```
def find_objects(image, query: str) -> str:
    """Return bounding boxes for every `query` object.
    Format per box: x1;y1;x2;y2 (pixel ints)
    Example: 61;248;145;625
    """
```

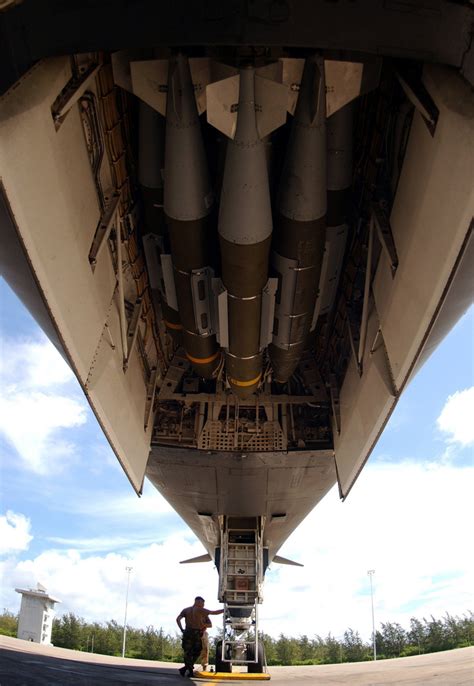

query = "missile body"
164;54;220;379
218;67;273;398
326;102;353;311
139;100;165;235
327;103;353;229
312;103;353;324
270;56;327;383
139;101;183;344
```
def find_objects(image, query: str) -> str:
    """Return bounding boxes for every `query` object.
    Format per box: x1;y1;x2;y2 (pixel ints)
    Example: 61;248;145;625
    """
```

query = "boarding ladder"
217;516;265;670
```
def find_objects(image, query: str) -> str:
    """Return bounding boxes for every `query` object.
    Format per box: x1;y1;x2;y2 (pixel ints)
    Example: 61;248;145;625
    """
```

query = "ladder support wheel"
215;640;232;673
247;641;266;673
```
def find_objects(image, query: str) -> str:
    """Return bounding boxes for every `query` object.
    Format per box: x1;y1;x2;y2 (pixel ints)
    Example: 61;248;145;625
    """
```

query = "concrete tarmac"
0;635;473;685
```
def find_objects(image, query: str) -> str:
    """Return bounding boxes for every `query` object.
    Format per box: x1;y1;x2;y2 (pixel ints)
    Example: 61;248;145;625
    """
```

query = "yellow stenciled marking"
163;319;183;330
194;673;270;681
186;350;220;365
229;373;262;388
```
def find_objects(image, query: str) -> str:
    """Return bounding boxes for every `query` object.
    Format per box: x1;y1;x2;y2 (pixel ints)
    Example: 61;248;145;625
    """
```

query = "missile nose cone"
164;53;213;222
294;55;325;127
219;68;272;246
278;55;326;223
218;66;273;398
233;67;259;144
166;54;197;127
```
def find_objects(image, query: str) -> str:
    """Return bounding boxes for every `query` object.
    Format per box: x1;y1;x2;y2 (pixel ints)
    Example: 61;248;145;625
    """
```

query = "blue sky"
374;310;473;466
1;276;473;641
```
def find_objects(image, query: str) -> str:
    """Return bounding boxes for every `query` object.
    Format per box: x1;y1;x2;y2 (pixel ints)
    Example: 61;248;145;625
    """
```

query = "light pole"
122;566;133;658
367;569;376;660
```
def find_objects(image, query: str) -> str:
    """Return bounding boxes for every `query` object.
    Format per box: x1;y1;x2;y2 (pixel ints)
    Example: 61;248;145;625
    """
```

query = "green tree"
139;625;159;660
260;632;277;665
323;633;342;664
457;611;474;647
296;634;314;662
424;616;447;653
0;609;18;637
312;635;328;664
4;607;471;664
442;613;465;650
52;612;84;650
275;633;300;665
378;622;406;658
343;628;368;662
407;617;426;655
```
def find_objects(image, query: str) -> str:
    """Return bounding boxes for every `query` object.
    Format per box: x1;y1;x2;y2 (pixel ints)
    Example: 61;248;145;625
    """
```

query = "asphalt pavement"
0;635;473;685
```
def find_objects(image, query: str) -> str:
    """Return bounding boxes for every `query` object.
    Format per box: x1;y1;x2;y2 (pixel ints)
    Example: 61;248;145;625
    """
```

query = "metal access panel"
0;58;154;493
334;65;474;499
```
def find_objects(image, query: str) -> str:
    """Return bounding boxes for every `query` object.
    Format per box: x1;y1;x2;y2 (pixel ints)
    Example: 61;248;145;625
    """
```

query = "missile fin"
130;59;169;115
129;58;211;116
280;57;305;116
255;61;283;82
160;254;178;311
325;59;381;116
255;75;288;138
204;63;240;134
111;50;136;93
206;74;240;139
188;57;211;115
211;61;238;79
207;70;287;140
281;57;381;118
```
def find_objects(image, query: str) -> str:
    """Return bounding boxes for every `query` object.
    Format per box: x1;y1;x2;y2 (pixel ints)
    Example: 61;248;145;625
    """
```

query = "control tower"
15;583;61;645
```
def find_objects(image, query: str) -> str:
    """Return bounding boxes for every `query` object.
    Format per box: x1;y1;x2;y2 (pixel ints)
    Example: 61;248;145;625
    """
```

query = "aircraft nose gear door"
217;516;267;673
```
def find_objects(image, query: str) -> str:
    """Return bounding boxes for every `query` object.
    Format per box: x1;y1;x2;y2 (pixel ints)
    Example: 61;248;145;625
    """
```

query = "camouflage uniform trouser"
182;628;202;671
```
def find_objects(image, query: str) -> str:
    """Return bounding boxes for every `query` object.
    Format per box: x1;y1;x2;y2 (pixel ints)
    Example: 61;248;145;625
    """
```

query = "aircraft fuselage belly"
146;447;336;560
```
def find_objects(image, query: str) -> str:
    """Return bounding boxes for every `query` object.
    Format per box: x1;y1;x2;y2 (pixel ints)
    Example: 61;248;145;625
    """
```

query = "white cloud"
437;387;474;447
0;336;87;472
0;510;33;555
1;460;473;642
2;533;219;633
262;458;474;640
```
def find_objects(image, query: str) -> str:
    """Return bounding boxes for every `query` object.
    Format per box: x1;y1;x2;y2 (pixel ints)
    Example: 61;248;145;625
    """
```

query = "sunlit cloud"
437;387;474;447
0;336;87;473
0;510;33;555
263;458;474;639
3;533;218;631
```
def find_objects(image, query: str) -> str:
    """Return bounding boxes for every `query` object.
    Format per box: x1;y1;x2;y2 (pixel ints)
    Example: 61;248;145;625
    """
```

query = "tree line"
260;612;473;664
0;609;472;664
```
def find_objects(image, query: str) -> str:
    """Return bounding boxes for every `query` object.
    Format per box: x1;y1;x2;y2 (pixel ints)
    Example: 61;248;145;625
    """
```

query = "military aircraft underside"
0;0;473;674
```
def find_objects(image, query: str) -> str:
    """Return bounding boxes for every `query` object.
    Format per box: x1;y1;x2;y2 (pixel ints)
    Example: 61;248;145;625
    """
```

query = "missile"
138;100;165;235
327;103;353;229
324;102;353;312
138;100;183;345
163;54;220;379
311;102;353;325
218;66;274;398
269;55;327;383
